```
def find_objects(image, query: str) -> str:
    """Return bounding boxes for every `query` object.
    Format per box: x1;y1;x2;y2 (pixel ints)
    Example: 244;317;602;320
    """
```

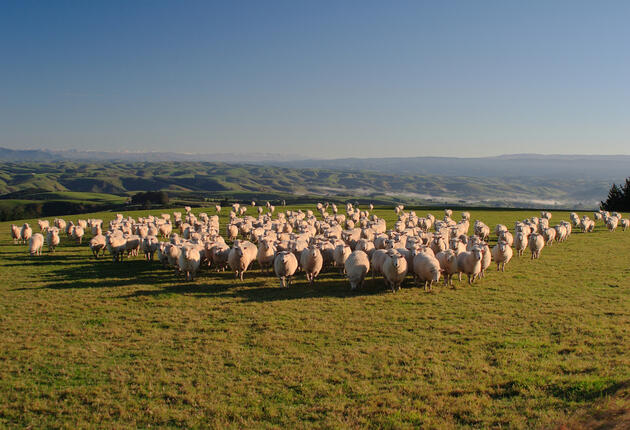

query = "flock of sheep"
10;202;629;292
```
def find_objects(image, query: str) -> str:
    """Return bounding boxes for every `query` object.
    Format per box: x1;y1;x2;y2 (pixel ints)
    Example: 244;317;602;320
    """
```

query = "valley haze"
0;147;624;208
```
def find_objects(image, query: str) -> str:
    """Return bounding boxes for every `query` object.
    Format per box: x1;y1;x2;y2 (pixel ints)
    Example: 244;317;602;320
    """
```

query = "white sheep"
345;250;370;290
38;219;50;232
21;223;33;244
412;252;441;291
29;233;44;256
542;227;556;246
621;219;630;231
106;234;127;262
274;251;299;287
382;250;408;291
90;234;107;259
46;228;60;252
436;249;459;287
370;249;389;279
514;232;528;257
528;233;544;259
498;230;514;246
257;239;276;272
606;216;619;232
333;244;352;273
456;247;483;285
10;224;20;243
228;240;257;280
178;245;202;281
72;225;85;244
300;245;323;285
142;236;160;261
554;224;568;242
491;241;513;272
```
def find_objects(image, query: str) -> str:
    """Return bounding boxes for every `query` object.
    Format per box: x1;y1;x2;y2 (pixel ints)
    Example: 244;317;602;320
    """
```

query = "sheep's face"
472;248;483;261
446;252;456;264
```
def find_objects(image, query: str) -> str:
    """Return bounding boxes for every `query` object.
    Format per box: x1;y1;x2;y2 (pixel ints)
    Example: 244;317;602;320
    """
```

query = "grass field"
1;206;629;428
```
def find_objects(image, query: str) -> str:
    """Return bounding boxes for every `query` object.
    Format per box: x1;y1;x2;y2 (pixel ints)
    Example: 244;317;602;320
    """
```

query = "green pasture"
0;206;628;428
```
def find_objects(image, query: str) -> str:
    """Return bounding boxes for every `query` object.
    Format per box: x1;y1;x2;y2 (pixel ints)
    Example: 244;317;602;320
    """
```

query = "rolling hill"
0;161;613;212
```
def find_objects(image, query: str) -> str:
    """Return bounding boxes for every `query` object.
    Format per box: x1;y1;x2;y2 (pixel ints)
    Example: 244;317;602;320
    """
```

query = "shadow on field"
1;254;87;267
11;259;172;290
118;270;392;302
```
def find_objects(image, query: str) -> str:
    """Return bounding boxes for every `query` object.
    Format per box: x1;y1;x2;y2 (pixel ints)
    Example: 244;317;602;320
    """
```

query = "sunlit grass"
0;206;628;428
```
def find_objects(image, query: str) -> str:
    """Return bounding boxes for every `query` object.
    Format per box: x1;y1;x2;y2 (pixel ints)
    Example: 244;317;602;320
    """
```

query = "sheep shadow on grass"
118;269;393;302
14;258;174;290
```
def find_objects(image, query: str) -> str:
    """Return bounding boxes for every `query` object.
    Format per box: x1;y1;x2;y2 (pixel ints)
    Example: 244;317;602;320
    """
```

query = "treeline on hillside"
600;178;630;211
131;191;169;208
0;201;111;222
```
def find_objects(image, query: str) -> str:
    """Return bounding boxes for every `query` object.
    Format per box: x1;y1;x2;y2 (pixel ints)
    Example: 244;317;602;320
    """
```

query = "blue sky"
1;1;629;157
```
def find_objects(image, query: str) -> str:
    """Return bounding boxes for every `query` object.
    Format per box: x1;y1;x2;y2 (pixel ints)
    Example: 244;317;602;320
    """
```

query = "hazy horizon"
2;1;630;157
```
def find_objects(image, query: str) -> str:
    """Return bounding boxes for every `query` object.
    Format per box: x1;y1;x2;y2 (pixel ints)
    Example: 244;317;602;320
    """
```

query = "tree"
131;191;169;208
600;178;630;211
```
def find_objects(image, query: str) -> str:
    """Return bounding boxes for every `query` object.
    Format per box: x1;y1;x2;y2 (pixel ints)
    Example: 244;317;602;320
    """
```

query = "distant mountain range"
0;147;302;163
271;154;630;181
0;158;617;209
1;147;628;181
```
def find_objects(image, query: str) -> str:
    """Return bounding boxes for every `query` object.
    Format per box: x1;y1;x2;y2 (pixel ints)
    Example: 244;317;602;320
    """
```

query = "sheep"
178;245;202;281
606;216;619;232
227;224;239;241
412;252;441;291
124;235;141;257
456;247;483;285
621;219;630;231
528;233;544;259
54;218;67;231
430;235;447;255
228;240;257;280
142;236;160;261
473;221;490;241
354;238;375;259
106;234;127;262
300;245;324;285
46;228;60;252
491;241;513;272
159;222;173;238
274;251;299;287
345;250;370;290
382;250;408;291
370;248;389;280
256;239;276;272
38;219;50;232
542;227;557;246
90;234;107;258
514;232;528;257
479;243;492;278
498;230;514;246
554;224;568;243
208;243;231;271
333;244;352;273
21;223;33;244
28;233;44;256
449;238;466;255
436;249;458;287
495;224;508;237
72;225;85;244
10;224;20;243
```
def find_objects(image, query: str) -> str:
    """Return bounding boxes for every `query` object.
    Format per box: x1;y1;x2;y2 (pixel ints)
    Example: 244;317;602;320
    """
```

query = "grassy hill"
0;162;611;220
0;206;628;427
